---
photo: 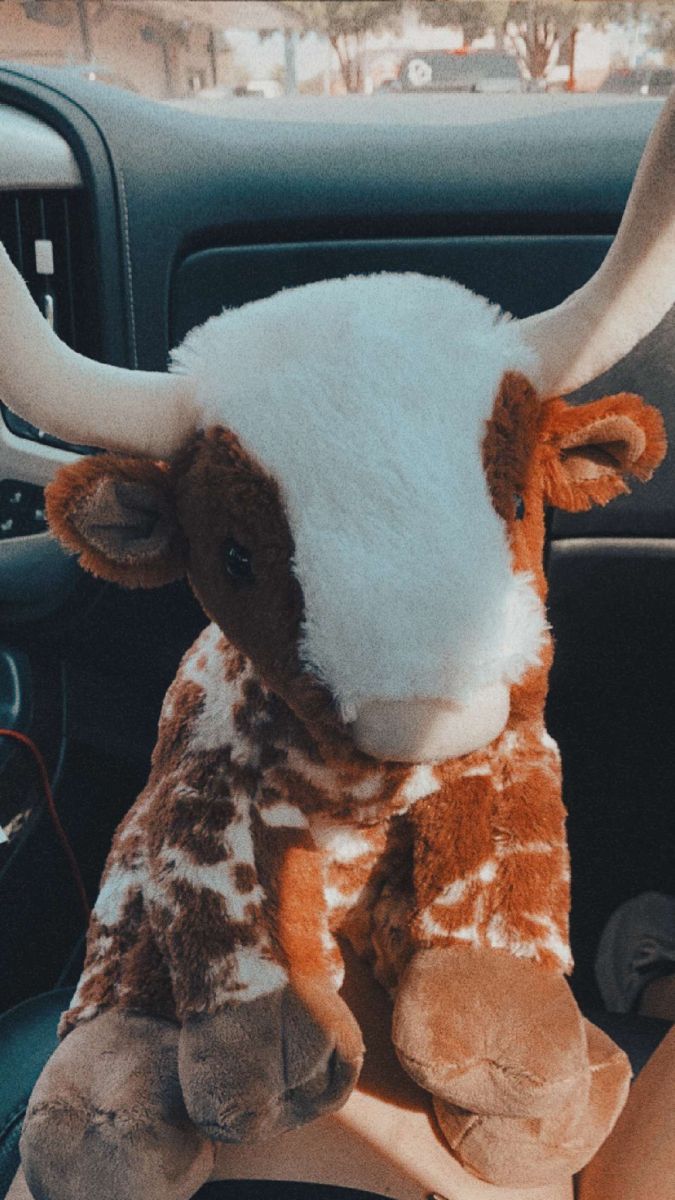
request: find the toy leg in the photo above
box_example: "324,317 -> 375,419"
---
395,758 -> 632,1186
177,837 -> 364,1142
180,976 -> 364,1143
392,946 -> 630,1186
20,1010 -> 214,1200
433,1018 -> 629,1187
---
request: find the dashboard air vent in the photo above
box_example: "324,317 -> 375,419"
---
0,189 -> 100,451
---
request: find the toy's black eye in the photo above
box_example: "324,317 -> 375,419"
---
224,537 -> 254,584
514,494 -> 526,521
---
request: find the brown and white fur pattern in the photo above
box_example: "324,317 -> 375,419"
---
65,620 -> 569,1037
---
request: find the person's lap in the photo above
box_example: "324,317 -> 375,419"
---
576,1022 -> 675,1200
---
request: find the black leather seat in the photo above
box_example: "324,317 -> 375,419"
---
1,989 -> 671,1200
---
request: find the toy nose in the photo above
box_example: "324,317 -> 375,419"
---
351,683 -> 510,763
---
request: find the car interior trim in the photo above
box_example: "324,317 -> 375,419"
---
551,537 -> 675,558
0,105 -> 81,191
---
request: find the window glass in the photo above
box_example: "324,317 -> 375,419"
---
1,1 -> 671,119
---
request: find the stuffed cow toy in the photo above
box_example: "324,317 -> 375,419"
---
3,94 -> 673,1200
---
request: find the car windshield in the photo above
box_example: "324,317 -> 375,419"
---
0,0 -> 672,114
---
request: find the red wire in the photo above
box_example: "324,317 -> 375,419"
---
0,728 -> 91,924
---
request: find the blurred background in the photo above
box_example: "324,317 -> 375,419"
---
0,0 -> 673,103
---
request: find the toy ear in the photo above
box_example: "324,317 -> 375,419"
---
541,393 -> 666,512
46,455 -> 187,587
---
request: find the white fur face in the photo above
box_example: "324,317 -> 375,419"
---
172,274 -> 548,722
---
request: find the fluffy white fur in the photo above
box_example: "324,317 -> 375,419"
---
172,273 -> 546,716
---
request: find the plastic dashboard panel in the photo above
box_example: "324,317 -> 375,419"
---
170,235 -> 612,345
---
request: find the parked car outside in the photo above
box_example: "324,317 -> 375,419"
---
600,66 -> 675,97
399,49 -> 524,94
644,68 -> 675,97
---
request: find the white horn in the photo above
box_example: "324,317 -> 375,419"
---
0,241 -> 198,458
520,91 -> 675,396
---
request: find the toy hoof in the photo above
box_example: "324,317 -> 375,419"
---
178,980 -> 364,1141
20,1011 -> 214,1200
433,1018 -> 631,1187
393,945 -> 590,1117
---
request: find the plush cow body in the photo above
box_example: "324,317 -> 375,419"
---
64,617 -> 567,1030
65,617 -> 568,1038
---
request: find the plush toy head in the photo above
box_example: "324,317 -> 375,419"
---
43,280 -> 663,770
